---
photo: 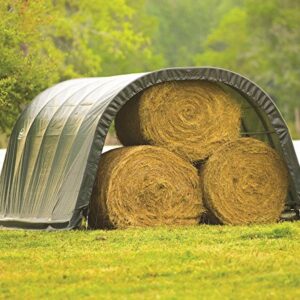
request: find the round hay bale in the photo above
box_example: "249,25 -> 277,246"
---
202,138 -> 289,225
89,145 -> 205,228
115,80 -> 241,161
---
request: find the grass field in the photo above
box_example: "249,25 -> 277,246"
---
1,223 -> 300,300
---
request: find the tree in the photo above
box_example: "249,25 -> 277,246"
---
195,0 -> 300,137
51,0 -> 162,77
145,0 -> 224,67
0,0 -> 62,133
0,0 -> 160,143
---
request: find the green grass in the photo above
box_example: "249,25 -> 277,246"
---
1,223 -> 300,300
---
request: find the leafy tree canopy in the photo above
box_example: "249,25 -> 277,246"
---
0,0 -> 160,134
0,0 -> 299,140
195,0 -> 300,135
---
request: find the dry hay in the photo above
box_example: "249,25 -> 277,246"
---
115,80 -> 241,161
202,137 -> 288,225
89,145 -> 205,228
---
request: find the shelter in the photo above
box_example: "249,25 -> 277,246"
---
0,67 -> 299,229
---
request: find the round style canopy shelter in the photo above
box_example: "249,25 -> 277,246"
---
0,67 -> 299,230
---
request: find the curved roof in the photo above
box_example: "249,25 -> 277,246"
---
0,67 -> 299,229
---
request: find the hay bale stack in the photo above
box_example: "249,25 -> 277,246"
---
115,81 -> 241,161
202,138 -> 288,225
89,146 -> 205,229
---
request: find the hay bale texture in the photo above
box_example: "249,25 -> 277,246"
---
115,80 -> 241,161
202,137 -> 288,225
89,145 -> 205,228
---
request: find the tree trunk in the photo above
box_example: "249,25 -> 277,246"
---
295,107 -> 300,138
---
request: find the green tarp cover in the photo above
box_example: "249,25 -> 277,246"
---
0,67 -> 299,229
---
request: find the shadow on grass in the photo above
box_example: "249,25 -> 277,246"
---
240,226 -> 295,240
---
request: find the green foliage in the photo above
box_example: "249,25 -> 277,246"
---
51,0 -> 161,77
1,223 -> 300,299
0,0 -> 299,141
0,1 -> 61,132
145,0 -> 222,67
0,0 -> 160,136
195,0 -> 300,137
195,7 -> 249,70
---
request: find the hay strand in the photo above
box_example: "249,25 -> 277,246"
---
89,146 -> 205,228
202,138 -> 288,225
115,80 -> 241,161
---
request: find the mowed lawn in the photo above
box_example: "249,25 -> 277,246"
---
1,223 -> 300,299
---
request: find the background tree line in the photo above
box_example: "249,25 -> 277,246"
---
0,0 -> 299,147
